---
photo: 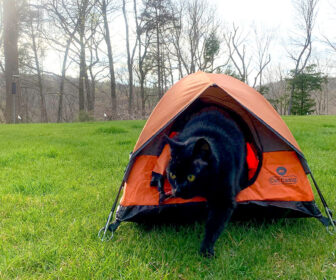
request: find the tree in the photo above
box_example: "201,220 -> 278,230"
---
202,30 -> 220,72
44,0 -> 93,120
26,2 -> 48,122
287,64 -> 327,115
44,0 -> 80,122
321,1 -> 336,54
223,23 -> 271,87
99,0 -> 118,118
133,0 -> 153,118
3,0 -> 19,123
86,10 -> 105,117
252,26 -> 272,89
287,0 -> 319,115
223,64 -> 241,80
140,0 -> 176,98
223,24 -> 250,83
168,0 -> 222,76
77,0 -> 91,114
122,0 -> 137,117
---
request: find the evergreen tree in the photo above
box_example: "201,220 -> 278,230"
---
203,30 -> 220,72
287,64 -> 327,115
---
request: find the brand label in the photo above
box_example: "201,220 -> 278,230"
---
269,166 -> 298,185
269,175 -> 298,185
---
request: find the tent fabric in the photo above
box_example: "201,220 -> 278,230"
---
119,151 -> 313,207
133,71 -> 301,155
115,71 -> 323,224
236,151 -> 314,202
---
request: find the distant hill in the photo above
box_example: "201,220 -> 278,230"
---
1,74 -> 335,123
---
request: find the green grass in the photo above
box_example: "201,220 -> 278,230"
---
0,116 -> 335,279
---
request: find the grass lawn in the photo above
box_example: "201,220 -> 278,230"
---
0,116 -> 335,279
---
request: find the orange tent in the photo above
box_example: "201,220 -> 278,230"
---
99,71 -> 335,240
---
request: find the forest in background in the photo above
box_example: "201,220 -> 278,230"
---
1,0 -> 336,123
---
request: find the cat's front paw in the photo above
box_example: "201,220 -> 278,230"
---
200,245 -> 215,258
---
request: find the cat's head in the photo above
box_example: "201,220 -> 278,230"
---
165,135 -> 212,199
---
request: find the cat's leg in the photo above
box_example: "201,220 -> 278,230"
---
200,201 -> 236,257
150,172 -> 168,204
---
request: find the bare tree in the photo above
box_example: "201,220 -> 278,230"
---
43,0 -> 79,122
26,3 -> 48,122
134,0 -> 153,118
287,0 -> 319,115
264,65 -> 289,115
77,0 -> 91,114
252,27 -> 272,90
311,58 -> 330,114
168,0 -> 222,75
47,0 -> 97,116
3,0 -> 19,123
86,16 -> 107,118
0,0 -> 5,74
122,0 -> 137,116
223,23 -> 272,90
57,34 -> 76,122
168,1 -> 184,79
223,24 -> 251,83
321,2 -> 336,58
99,0 -> 118,118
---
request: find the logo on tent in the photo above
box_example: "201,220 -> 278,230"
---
269,166 -> 298,185
276,167 -> 287,176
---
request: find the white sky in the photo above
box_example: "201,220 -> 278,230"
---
45,0 -> 336,79
214,0 -> 336,72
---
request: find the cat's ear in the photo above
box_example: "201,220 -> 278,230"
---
193,138 -> 211,160
164,134 -> 185,151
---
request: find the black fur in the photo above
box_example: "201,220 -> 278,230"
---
166,110 -> 248,257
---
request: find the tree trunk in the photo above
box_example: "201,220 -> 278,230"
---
78,29 -> 86,113
87,65 -> 95,116
101,0 -> 117,119
84,65 -> 91,112
133,0 -> 146,119
3,0 -> 19,123
288,82 -> 295,115
122,0 -> 133,117
155,7 -> 162,99
30,20 -> 48,122
57,37 -> 72,123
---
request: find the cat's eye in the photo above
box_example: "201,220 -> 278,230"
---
187,174 -> 196,182
170,172 -> 176,179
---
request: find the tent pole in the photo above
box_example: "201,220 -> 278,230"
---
309,172 -> 336,234
98,180 -> 125,241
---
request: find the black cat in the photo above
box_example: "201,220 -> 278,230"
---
165,110 -> 248,257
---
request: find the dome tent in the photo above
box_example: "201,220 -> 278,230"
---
99,71 -> 335,240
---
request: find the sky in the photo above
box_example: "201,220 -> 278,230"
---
214,0 -> 335,39
214,0 -> 336,73
45,0 -> 336,79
